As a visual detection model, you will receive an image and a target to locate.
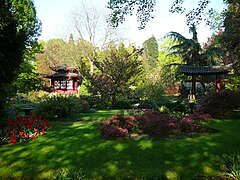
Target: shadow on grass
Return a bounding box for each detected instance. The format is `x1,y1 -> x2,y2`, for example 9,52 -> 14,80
0,119 -> 240,179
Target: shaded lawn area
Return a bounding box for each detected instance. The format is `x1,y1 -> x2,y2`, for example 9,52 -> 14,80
77,110 -> 124,121
0,118 -> 240,179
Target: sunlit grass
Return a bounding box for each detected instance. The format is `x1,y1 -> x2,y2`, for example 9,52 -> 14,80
78,109 -> 123,121
0,116 -> 240,179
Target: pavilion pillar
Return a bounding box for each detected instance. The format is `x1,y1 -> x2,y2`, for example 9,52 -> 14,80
50,79 -> 54,92
216,75 -> 221,92
191,75 -> 196,95
74,80 -> 78,90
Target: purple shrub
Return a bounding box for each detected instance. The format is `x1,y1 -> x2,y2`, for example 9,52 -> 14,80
99,114 -> 138,139
99,110 -> 213,140
99,124 -> 128,139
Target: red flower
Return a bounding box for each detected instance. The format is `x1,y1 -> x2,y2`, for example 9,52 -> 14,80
19,132 -> 24,136
31,135 -> 37,139
49,125 -> 53,129
10,136 -> 17,144
10,129 -> 15,134
34,128 -> 38,132
24,133 -> 28,138
41,130 -> 46,135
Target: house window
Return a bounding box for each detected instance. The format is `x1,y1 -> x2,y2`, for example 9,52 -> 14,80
54,81 -> 60,89
54,80 -> 68,90
61,81 -> 67,89
67,80 -> 73,89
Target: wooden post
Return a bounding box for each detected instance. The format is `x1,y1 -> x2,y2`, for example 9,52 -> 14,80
192,75 -> 196,95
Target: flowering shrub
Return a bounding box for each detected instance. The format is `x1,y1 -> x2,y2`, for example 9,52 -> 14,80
99,109 -> 213,140
135,111 -> 180,138
99,124 -> 129,139
0,115 -> 52,144
198,90 -> 240,118
180,112 -> 212,133
99,114 -> 139,139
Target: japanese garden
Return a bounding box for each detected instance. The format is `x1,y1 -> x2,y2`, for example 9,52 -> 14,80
0,0 -> 240,179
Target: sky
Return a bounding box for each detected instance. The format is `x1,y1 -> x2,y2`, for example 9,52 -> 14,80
34,0 -> 226,46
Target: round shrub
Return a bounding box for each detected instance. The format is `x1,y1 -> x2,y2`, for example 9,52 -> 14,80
99,125 -> 128,139
112,100 -> 132,109
99,114 -> 139,139
33,94 -> 90,120
198,90 -> 240,118
138,100 -> 158,110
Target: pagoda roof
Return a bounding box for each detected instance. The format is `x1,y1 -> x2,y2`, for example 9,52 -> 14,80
49,65 -> 78,73
179,65 -> 230,75
43,73 -> 80,79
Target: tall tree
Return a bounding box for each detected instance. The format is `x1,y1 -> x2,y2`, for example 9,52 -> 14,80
70,3 -> 123,74
82,43 -> 142,107
166,24 -> 221,66
0,0 -> 41,109
221,0 -> 240,72
142,36 -> 159,68
158,37 -> 183,86
36,38 -> 81,75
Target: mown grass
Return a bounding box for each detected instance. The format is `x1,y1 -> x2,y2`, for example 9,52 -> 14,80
0,114 -> 240,179
78,110 -> 123,121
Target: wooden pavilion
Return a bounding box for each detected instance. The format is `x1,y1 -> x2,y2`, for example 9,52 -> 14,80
179,65 -> 231,95
43,65 -> 82,94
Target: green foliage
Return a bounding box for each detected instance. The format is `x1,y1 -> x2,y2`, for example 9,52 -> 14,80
111,100 -> 132,110
158,37 -> 183,86
198,90 -> 240,118
24,90 -> 49,102
108,0 -> 215,29
142,36 -> 159,68
0,0 -> 41,110
34,94 -> 90,120
136,79 -> 165,102
85,43 -> 143,108
225,75 -> 240,92
14,61 -> 43,93
165,100 -> 188,114
36,38 -> 81,75
221,1 -> 240,73
166,24 -> 219,66
107,0 -> 156,29
223,152 -> 240,180
53,168 -> 85,180
138,100 -> 158,110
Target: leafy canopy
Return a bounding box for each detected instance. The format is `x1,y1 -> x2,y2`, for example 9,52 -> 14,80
107,0 -> 221,29
0,0 -> 41,109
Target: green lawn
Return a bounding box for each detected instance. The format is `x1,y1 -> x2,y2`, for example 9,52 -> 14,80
78,110 -> 123,121
0,114 -> 240,179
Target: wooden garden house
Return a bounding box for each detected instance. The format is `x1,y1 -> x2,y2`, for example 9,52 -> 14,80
43,66 -> 82,94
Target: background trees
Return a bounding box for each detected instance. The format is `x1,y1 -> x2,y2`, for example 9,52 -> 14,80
82,43 -> 143,108
69,3 -> 123,75
221,1 -> 240,72
0,0 -> 41,110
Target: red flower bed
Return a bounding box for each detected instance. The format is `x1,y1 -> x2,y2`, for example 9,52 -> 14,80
0,115 -> 52,144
